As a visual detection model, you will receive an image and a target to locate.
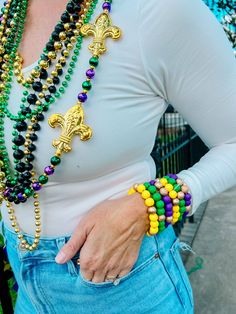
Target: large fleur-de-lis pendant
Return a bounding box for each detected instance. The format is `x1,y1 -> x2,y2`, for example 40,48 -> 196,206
80,11 -> 122,56
48,104 -> 92,156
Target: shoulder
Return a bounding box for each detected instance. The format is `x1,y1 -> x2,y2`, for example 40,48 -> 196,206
138,0 -> 229,63
139,0 -> 219,34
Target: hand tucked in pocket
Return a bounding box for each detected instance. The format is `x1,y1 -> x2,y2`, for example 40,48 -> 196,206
55,193 -> 149,283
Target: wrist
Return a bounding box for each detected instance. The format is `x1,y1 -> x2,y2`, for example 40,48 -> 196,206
127,191 -> 148,217
126,192 -> 149,233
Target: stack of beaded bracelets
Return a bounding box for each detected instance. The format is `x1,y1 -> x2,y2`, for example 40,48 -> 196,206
128,174 -> 192,236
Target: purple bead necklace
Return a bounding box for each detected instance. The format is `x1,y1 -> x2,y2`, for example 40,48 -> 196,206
5,0 -> 122,252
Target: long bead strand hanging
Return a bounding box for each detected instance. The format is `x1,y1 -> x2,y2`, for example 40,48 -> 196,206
0,0 -> 97,205
0,0 -> 100,251
0,0 -> 122,252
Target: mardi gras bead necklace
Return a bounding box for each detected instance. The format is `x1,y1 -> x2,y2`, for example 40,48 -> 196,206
0,0 -> 97,250
0,0 -> 95,202
0,0 -> 122,251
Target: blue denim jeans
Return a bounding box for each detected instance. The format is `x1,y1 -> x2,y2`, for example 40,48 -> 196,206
3,224 -> 194,314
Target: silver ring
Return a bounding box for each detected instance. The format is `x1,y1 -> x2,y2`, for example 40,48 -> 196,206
105,275 -> 120,282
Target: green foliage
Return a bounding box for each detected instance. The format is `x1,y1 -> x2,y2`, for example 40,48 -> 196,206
204,0 -> 236,55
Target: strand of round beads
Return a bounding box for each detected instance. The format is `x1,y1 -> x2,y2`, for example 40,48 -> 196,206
1,0 -> 90,122
1,0 -> 88,119
1,0 -> 113,206
0,0 -> 121,251
27,0 -> 114,196
156,174 -> 192,223
13,1 -> 90,87
0,0 -> 97,247
0,0 -> 30,203
0,0 -> 14,46
0,0 -> 98,204
0,0 -> 28,88
4,1 -> 93,200
128,174 -> 192,236
6,192 -> 42,251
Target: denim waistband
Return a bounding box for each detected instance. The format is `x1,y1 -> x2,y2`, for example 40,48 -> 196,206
2,223 -> 178,260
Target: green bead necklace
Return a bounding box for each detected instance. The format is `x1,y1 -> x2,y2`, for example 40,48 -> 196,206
0,0 -> 121,251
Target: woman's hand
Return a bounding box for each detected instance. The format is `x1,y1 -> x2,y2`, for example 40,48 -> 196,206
55,193 -> 149,283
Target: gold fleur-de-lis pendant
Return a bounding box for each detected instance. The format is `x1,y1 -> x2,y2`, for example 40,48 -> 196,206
80,11 -> 122,56
48,104 -> 92,156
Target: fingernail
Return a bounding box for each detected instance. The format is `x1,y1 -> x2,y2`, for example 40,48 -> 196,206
55,251 -> 66,264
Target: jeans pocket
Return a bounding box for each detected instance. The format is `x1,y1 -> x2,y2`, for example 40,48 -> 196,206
170,239 -> 194,308
77,252 -> 159,288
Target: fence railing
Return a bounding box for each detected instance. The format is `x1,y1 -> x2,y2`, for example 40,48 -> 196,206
151,105 -> 208,236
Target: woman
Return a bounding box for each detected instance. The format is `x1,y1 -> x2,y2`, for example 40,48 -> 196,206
1,0 -> 236,313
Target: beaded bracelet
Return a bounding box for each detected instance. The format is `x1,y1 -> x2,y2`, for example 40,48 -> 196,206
128,174 -> 192,236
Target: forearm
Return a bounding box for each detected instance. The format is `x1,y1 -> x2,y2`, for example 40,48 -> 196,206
178,142 -> 236,214
139,0 -> 236,217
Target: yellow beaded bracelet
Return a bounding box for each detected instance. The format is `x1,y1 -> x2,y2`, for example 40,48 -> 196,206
128,183 -> 159,236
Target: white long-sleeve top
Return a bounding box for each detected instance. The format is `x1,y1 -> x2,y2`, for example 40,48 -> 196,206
1,0 -> 236,236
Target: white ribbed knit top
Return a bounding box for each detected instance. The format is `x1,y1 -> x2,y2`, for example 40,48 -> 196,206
1,0 -> 236,236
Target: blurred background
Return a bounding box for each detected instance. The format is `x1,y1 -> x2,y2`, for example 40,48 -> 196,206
0,0 -> 235,313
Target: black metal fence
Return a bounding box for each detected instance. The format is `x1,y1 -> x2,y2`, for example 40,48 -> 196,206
151,105 -> 208,236
152,105 -> 208,176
